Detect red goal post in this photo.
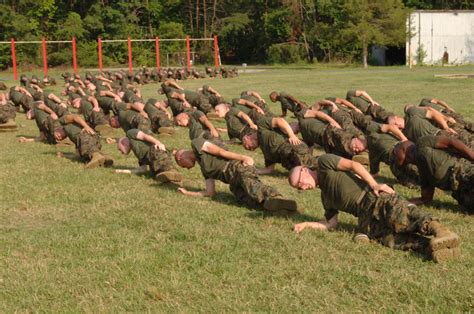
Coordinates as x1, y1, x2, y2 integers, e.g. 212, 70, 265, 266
98, 35, 221, 74
0, 37, 78, 80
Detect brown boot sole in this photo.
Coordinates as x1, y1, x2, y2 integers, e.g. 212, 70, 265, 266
263, 198, 298, 212
432, 247, 461, 263
85, 156, 106, 169
430, 232, 460, 251
155, 171, 183, 183
103, 158, 114, 167
158, 127, 175, 135
0, 128, 18, 132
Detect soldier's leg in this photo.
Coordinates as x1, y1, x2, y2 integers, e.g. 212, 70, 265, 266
132, 115, 152, 133
148, 146, 182, 183
366, 193, 460, 261
451, 159, 474, 212
280, 142, 318, 171
77, 132, 113, 168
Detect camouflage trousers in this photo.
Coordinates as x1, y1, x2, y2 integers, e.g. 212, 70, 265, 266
331, 110, 364, 137
147, 146, 175, 175
445, 110, 474, 133
195, 95, 213, 114
89, 110, 108, 128
389, 152, 420, 188
223, 160, 281, 208
131, 114, 152, 133
450, 158, 474, 212
77, 131, 102, 161
323, 125, 355, 159
0, 102, 16, 123
150, 112, 173, 132
277, 141, 319, 171
357, 192, 436, 251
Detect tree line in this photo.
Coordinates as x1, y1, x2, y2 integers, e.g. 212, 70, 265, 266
0, 0, 472, 69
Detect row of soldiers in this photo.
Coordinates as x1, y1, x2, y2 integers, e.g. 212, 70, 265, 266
1, 71, 472, 263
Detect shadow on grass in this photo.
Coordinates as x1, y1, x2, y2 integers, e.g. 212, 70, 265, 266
429, 199, 471, 215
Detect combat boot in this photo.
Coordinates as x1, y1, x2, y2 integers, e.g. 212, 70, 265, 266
0, 119, 18, 132
85, 152, 106, 169
206, 112, 221, 120
155, 169, 183, 183
103, 154, 114, 167
427, 221, 460, 251
157, 127, 175, 135
352, 152, 369, 166
95, 124, 115, 137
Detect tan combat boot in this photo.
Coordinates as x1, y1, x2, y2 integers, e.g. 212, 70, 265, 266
427, 221, 460, 263
263, 197, 298, 214
0, 119, 18, 132
157, 127, 176, 135
85, 152, 106, 169
155, 169, 183, 183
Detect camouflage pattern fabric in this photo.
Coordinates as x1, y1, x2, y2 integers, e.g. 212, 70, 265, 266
450, 158, 474, 212
331, 110, 364, 137
389, 152, 420, 188
366, 104, 394, 123
150, 112, 173, 132
277, 141, 319, 171
131, 114, 152, 133
223, 160, 281, 208
357, 192, 436, 251
147, 146, 175, 175
0, 102, 16, 123
437, 129, 474, 149
322, 125, 355, 158
76, 131, 102, 160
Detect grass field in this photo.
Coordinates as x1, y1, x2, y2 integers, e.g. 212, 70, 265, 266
1, 65, 473, 312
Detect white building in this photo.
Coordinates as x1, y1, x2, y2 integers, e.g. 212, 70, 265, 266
407, 10, 474, 65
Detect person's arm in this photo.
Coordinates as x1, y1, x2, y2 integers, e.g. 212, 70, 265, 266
165, 80, 184, 90
272, 117, 302, 145
431, 98, 455, 112
303, 109, 341, 129
129, 102, 148, 118
63, 115, 95, 134
36, 103, 59, 120
425, 108, 457, 134
434, 136, 474, 161
355, 90, 378, 106
100, 90, 121, 102
203, 141, 254, 166
136, 130, 165, 150
379, 124, 408, 142
409, 186, 435, 205
47, 93, 62, 104
256, 164, 275, 175
294, 215, 338, 233
287, 94, 305, 107
316, 99, 338, 112
337, 157, 395, 196
238, 99, 264, 115
155, 101, 172, 119
247, 91, 265, 103
198, 115, 219, 137
88, 96, 101, 112
206, 86, 221, 97
178, 178, 216, 197
18, 132, 47, 143
335, 98, 363, 113
115, 165, 148, 174
237, 111, 258, 130
18, 87, 32, 98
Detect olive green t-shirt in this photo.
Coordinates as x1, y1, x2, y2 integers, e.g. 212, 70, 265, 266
279, 92, 298, 113
346, 90, 370, 113
59, 115, 82, 145
144, 101, 160, 117
416, 135, 456, 190
404, 106, 439, 142
225, 107, 246, 139
419, 98, 444, 112
366, 122, 398, 174
257, 116, 287, 167
184, 90, 200, 106
240, 91, 259, 104
127, 129, 151, 166
115, 103, 137, 132
231, 98, 252, 115
123, 89, 143, 103
191, 137, 228, 182
297, 116, 327, 147
189, 110, 208, 140
44, 98, 69, 117
318, 154, 367, 220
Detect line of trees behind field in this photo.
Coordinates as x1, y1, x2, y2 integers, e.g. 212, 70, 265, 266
0, 0, 472, 69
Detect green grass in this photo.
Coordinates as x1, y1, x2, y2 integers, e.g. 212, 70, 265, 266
1, 65, 474, 312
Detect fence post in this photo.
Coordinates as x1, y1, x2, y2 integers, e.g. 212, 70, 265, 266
155, 37, 160, 70
72, 37, 77, 73
213, 35, 220, 68
186, 36, 191, 69
127, 36, 133, 74
11, 38, 17, 80
42, 37, 48, 76
98, 37, 102, 72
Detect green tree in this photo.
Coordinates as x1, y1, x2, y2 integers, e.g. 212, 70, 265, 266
340, 0, 408, 68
